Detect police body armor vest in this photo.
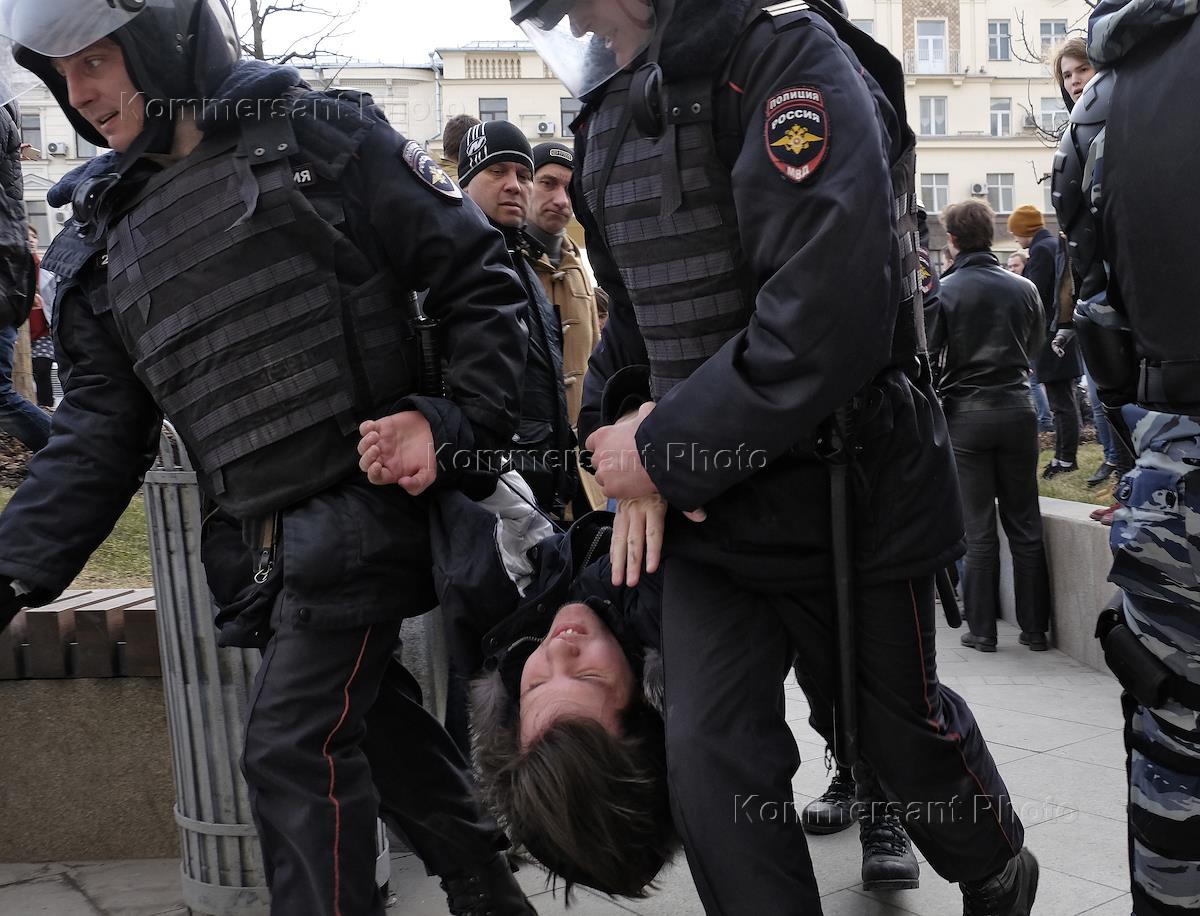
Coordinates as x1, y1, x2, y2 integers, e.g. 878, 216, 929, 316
580, 74, 754, 401
579, 0, 925, 402
103, 94, 412, 517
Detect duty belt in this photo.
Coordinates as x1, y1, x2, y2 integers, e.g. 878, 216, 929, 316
1137, 358, 1200, 415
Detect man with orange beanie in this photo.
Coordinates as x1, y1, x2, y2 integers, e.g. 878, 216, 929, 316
1008, 204, 1082, 477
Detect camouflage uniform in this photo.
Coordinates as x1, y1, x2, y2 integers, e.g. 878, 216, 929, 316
1070, 2, 1200, 911
1109, 409, 1200, 912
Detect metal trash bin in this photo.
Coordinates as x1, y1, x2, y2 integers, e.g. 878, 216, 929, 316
143, 422, 391, 914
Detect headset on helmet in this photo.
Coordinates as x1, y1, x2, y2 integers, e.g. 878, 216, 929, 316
1, 0, 239, 149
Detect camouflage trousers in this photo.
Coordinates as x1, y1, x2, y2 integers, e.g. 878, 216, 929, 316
1109, 408, 1200, 914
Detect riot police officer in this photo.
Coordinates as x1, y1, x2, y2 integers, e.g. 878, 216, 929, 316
0, 1, 535, 914
508, 0, 1039, 912
1054, 2, 1200, 912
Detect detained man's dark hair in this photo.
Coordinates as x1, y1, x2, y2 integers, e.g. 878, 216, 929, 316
470, 665, 677, 898
943, 199, 995, 253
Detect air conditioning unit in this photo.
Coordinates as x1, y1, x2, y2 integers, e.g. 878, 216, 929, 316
536, 120, 556, 136
46, 140, 69, 157
969, 181, 987, 196
1023, 114, 1038, 129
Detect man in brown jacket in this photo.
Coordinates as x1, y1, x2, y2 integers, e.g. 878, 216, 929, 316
526, 141, 606, 509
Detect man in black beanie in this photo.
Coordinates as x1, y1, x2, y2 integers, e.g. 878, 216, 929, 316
459, 121, 575, 519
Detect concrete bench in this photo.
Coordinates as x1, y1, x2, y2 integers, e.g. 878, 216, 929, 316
1000, 496, 1115, 672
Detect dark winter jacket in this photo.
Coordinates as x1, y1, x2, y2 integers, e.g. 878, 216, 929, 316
0, 104, 31, 328
503, 226, 577, 517
1025, 227, 1083, 382
928, 250, 1045, 414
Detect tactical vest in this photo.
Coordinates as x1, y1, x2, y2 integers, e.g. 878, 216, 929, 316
580, 74, 755, 401
101, 95, 414, 517
578, 0, 925, 401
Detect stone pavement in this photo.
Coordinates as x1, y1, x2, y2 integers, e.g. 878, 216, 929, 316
0, 616, 1131, 915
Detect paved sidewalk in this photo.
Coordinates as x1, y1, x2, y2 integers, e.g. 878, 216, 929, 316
0, 616, 1131, 915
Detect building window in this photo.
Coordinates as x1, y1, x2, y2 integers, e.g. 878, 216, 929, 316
19, 112, 40, 154
990, 98, 1011, 137
1040, 97, 1068, 132
987, 173, 1015, 213
560, 97, 582, 137
1045, 182, 1055, 214
919, 173, 949, 213
1040, 20, 1067, 52
919, 96, 947, 136
478, 98, 508, 122
915, 20, 947, 73
26, 199, 49, 242
851, 19, 874, 36
75, 133, 97, 159
988, 20, 1010, 60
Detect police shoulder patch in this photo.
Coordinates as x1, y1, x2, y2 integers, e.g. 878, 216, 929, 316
764, 86, 829, 183
401, 139, 462, 204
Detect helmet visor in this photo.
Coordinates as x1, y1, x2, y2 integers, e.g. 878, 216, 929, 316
0, 0, 171, 59
516, 0, 655, 99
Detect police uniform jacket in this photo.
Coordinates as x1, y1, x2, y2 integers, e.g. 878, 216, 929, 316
0, 63, 529, 628
577, 0, 963, 586
530, 234, 602, 427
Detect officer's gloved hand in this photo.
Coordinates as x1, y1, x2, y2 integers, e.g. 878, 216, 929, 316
1052, 327, 1076, 358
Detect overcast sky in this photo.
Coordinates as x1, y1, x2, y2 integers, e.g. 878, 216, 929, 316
239, 0, 528, 66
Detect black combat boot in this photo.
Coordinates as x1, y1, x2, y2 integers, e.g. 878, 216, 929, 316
439, 853, 538, 915
960, 848, 1039, 916
859, 807, 919, 891
801, 767, 857, 835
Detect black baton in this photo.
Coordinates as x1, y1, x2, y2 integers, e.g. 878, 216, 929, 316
408, 291, 445, 398
825, 406, 859, 769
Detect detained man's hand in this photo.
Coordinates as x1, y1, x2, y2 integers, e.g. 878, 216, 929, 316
586, 401, 659, 500
358, 411, 437, 495
611, 494, 667, 588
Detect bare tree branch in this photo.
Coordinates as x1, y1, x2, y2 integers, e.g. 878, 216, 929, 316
230, 0, 358, 64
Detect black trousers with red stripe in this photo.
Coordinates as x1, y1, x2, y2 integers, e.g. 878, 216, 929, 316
661, 559, 1023, 915
242, 609, 505, 916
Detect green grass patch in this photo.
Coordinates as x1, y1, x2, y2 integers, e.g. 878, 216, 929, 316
1035, 441, 1111, 506
0, 488, 153, 589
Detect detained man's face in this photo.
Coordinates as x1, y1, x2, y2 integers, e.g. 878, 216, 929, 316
530, 163, 573, 236
519, 602, 636, 747
1059, 55, 1095, 104
52, 39, 144, 154
567, 0, 655, 68
1006, 255, 1024, 274
465, 161, 533, 228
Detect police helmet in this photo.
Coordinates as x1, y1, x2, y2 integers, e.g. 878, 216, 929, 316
510, 0, 656, 99
0, 0, 239, 148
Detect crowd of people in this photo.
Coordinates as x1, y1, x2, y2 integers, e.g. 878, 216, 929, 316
0, 0, 1195, 915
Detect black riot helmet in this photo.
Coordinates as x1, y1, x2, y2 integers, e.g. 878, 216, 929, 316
0, 0, 240, 148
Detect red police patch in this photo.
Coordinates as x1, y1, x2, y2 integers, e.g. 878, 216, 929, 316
764, 87, 829, 183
